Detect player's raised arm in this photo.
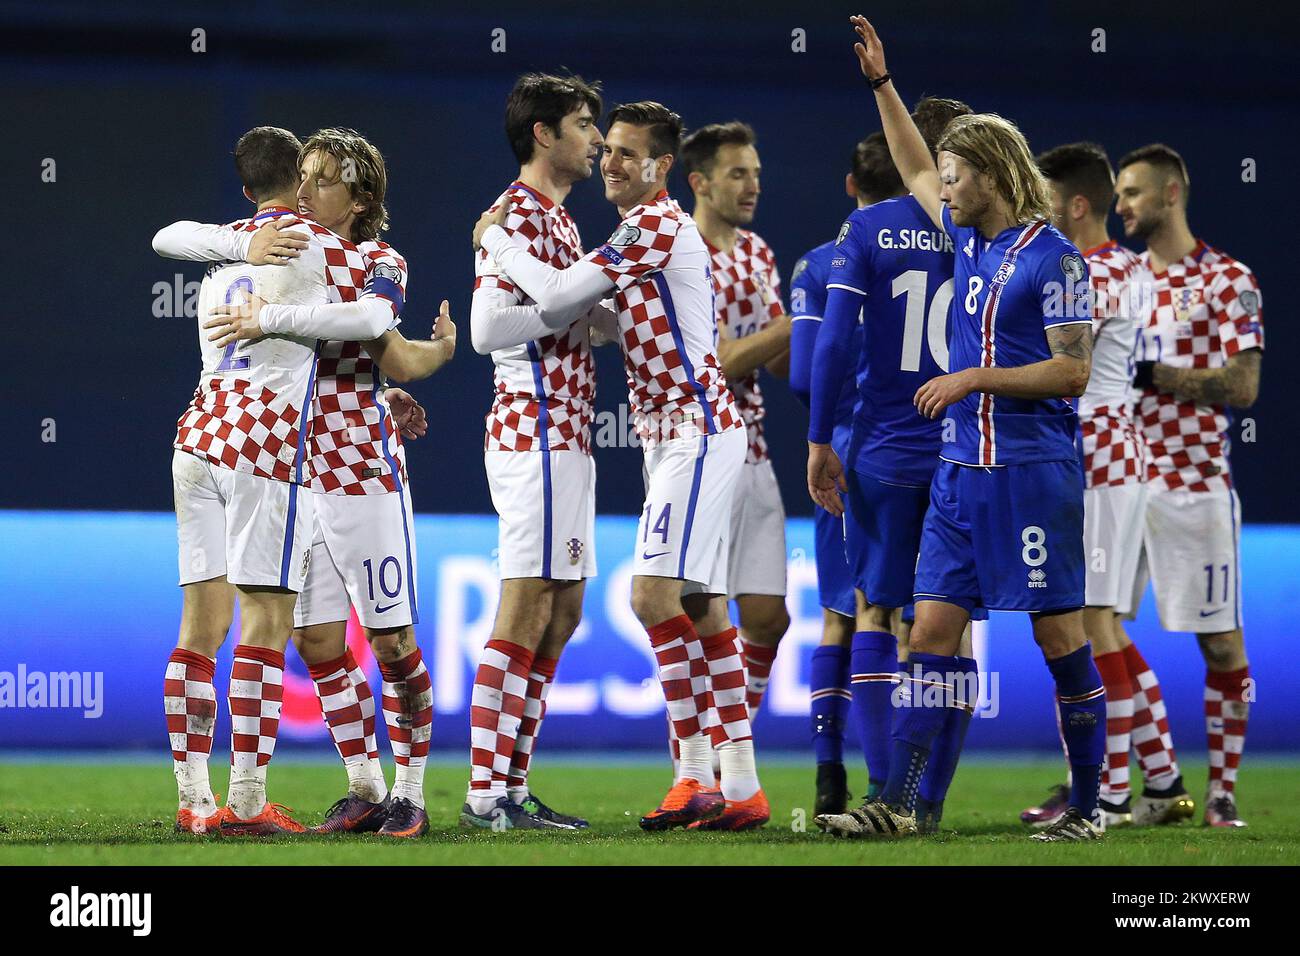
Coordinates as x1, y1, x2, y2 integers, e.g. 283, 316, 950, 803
850, 15, 942, 228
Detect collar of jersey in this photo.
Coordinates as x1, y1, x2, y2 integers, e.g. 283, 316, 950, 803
253, 205, 297, 222
510, 180, 554, 210
1082, 239, 1118, 258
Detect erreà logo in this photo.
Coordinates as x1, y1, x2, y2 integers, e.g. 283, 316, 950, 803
1027, 568, 1047, 589
50, 886, 152, 936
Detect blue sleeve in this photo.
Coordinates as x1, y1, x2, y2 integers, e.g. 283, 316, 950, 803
941, 204, 957, 239
1039, 242, 1092, 330
788, 254, 826, 408
810, 220, 871, 443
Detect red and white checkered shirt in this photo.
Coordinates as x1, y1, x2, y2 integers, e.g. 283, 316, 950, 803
174, 207, 324, 484
1135, 240, 1264, 493
589, 191, 741, 447
708, 229, 784, 464
1078, 240, 1147, 489
475, 182, 593, 454
306, 232, 410, 495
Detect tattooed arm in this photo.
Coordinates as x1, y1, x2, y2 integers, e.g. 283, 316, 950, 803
1151, 349, 1261, 408
913, 322, 1093, 419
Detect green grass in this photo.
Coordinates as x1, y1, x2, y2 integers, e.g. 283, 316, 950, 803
1, 758, 1296, 865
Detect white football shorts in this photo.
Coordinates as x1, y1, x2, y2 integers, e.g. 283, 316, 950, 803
172, 449, 313, 591
294, 484, 420, 630
726, 458, 788, 597
1083, 481, 1147, 612
1128, 486, 1243, 633
485, 449, 597, 581
636, 427, 747, 595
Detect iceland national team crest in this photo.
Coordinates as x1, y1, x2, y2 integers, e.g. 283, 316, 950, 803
992, 260, 1017, 287
566, 537, 584, 566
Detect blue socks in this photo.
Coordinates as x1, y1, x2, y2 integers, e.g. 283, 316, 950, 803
1046, 644, 1106, 821
850, 631, 898, 789
916, 656, 978, 823
880, 651, 956, 812
810, 646, 851, 765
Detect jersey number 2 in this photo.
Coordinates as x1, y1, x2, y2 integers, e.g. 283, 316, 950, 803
215, 275, 254, 372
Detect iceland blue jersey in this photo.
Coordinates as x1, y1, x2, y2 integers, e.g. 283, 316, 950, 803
812, 195, 954, 486
940, 206, 1091, 467
791, 240, 860, 455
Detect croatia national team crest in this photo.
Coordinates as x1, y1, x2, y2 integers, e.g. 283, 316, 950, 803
566, 537, 584, 565
1173, 287, 1203, 322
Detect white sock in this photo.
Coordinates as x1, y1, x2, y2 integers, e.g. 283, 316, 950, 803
175, 758, 217, 816
227, 767, 267, 820
392, 764, 425, 808
677, 733, 713, 786
718, 739, 760, 802
507, 785, 529, 805
346, 759, 386, 803
466, 789, 502, 815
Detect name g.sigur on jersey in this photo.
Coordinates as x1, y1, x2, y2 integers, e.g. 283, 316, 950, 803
875, 228, 953, 253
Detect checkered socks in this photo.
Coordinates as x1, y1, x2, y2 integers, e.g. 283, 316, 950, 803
164, 648, 219, 816
227, 644, 285, 820
1205, 666, 1250, 799
810, 645, 851, 765
1092, 649, 1136, 803
379, 648, 432, 808
467, 639, 533, 815
306, 650, 386, 803
741, 640, 778, 716
506, 655, 558, 805
1047, 644, 1107, 821
1124, 642, 1181, 790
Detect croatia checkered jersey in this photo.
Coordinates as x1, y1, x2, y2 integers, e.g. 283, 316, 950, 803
474, 182, 593, 454
589, 191, 740, 445
1078, 241, 1149, 489
942, 207, 1090, 467
306, 230, 410, 495
1135, 240, 1263, 493
708, 230, 784, 463
174, 206, 327, 484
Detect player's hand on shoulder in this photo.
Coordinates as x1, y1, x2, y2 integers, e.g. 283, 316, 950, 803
850, 14, 888, 81
204, 292, 268, 348
807, 442, 848, 517
386, 387, 428, 440
913, 369, 977, 420
472, 202, 510, 251
247, 218, 310, 265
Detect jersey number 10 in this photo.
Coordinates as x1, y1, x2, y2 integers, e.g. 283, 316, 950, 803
891, 270, 953, 372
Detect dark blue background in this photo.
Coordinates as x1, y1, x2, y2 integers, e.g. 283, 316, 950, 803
3, 1, 1296, 521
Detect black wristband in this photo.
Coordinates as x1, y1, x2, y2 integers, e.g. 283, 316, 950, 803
870, 72, 893, 90
1132, 361, 1156, 390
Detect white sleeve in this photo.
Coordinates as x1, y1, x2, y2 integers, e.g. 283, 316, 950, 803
152, 221, 250, 263
469, 286, 557, 355
259, 297, 398, 341
586, 299, 620, 347
481, 225, 615, 314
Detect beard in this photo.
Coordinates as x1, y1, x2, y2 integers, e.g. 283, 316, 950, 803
1125, 211, 1161, 241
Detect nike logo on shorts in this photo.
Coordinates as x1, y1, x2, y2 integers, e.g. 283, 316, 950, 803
642, 550, 671, 560
375, 601, 402, 614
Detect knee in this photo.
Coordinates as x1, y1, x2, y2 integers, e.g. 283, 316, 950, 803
369, 626, 416, 663
857, 602, 893, 634
1198, 631, 1246, 670
631, 586, 674, 628
177, 622, 229, 658
744, 605, 790, 645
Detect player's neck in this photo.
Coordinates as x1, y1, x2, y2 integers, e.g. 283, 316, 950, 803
516, 163, 572, 207
976, 202, 1019, 240
258, 194, 298, 213
1143, 217, 1198, 272
1070, 219, 1111, 255
693, 202, 736, 253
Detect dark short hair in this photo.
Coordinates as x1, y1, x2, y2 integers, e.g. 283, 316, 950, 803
234, 126, 302, 202
1118, 142, 1191, 201
912, 96, 973, 157
1036, 141, 1115, 219
851, 131, 904, 203
607, 101, 683, 159
505, 72, 603, 165
679, 121, 756, 177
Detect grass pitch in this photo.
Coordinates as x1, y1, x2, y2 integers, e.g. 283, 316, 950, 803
0, 757, 1296, 866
